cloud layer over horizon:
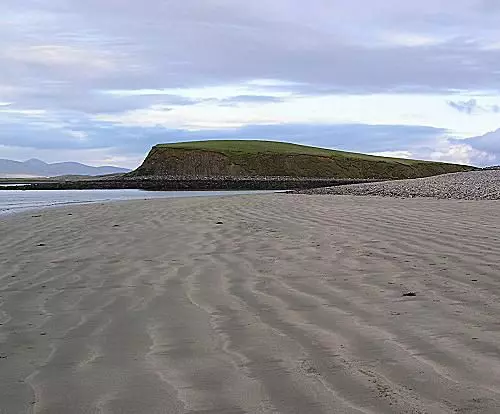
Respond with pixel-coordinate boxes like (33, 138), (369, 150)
(2, 0), (500, 167)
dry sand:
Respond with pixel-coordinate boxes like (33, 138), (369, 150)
(1, 194), (500, 414)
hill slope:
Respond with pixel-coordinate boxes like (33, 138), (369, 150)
(131, 140), (475, 179)
(0, 158), (130, 177)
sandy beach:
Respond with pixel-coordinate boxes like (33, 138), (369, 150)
(1, 194), (500, 414)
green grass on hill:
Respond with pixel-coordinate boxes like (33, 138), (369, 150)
(157, 140), (424, 165)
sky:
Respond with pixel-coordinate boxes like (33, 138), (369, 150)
(2, 0), (500, 168)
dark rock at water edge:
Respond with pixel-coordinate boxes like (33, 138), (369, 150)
(0, 176), (382, 191)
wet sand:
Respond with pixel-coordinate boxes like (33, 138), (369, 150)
(1, 194), (500, 413)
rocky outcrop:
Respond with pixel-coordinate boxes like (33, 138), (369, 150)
(131, 147), (238, 177)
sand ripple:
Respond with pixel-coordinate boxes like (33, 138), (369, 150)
(1, 195), (500, 413)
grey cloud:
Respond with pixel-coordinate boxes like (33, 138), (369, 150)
(3, 0), (500, 108)
(448, 99), (480, 114)
(447, 98), (500, 114)
(2, 84), (200, 114)
(0, 118), (447, 155)
(456, 128), (500, 155)
(478, 0), (500, 12)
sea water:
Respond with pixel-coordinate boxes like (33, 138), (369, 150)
(0, 189), (272, 216)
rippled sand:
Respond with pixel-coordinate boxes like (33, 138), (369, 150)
(1, 194), (500, 413)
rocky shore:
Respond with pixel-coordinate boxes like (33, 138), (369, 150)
(0, 176), (380, 191)
(301, 170), (500, 200)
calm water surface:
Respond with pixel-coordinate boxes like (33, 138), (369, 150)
(0, 189), (272, 216)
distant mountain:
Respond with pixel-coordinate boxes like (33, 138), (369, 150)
(0, 158), (130, 177)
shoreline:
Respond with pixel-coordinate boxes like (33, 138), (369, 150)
(2, 195), (500, 413)
(0, 177), (381, 191)
(0, 189), (278, 218)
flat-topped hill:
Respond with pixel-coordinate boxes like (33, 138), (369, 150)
(130, 140), (475, 179)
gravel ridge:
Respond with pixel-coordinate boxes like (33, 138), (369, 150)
(301, 171), (500, 200)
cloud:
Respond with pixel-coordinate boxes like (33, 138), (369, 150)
(370, 151), (413, 159)
(457, 128), (500, 158)
(447, 98), (500, 114)
(216, 95), (286, 106)
(0, 117), (444, 151)
(2, 1), (500, 167)
(429, 139), (494, 165)
(0, 119), (451, 165)
(448, 99), (480, 114)
(4, 0), (500, 102)
(3, 45), (115, 71)
(422, 128), (500, 166)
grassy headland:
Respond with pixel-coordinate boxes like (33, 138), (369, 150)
(130, 140), (475, 179)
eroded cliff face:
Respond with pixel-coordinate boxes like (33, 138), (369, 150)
(130, 147), (241, 177)
(130, 145), (474, 179)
